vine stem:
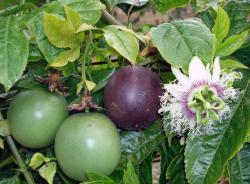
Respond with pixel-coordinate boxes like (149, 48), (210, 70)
(6, 136), (35, 184)
(5, 137), (34, 183)
(103, 10), (122, 26)
(0, 113), (35, 184)
(81, 41), (90, 81)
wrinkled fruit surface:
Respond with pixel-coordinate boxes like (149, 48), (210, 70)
(8, 89), (69, 148)
(55, 112), (121, 181)
(104, 65), (163, 130)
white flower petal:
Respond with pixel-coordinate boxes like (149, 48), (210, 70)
(164, 84), (182, 98)
(212, 57), (220, 82)
(206, 64), (212, 81)
(171, 66), (189, 84)
(189, 56), (210, 82)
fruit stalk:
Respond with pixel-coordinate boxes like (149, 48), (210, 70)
(103, 10), (122, 26)
(81, 35), (91, 81)
(6, 136), (35, 184)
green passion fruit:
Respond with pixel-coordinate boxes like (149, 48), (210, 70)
(54, 112), (121, 181)
(7, 89), (69, 148)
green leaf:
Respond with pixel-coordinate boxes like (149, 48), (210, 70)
(29, 153), (46, 170)
(64, 5), (84, 42)
(103, 25), (139, 64)
(151, 0), (189, 12)
(220, 59), (248, 70)
(64, 5), (81, 30)
(50, 47), (80, 67)
(216, 30), (249, 57)
(212, 6), (230, 44)
(29, 152), (55, 170)
(44, 12), (80, 49)
(85, 80), (96, 91)
(185, 70), (250, 184)
(123, 161), (140, 184)
(151, 19), (215, 73)
(58, 0), (105, 24)
(28, 45), (43, 62)
(82, 173), (115, 184)
(166, 151), (187, 184)
(227, 144), (250, 184)
(117, 119), (165, 170)
(0, 16), (29, 91)
(0, 120), (9, 136)
(76, 23), (97, 32)
(106, 25), (146, 43)
(38, 162), (57, 184)
(23, 11), (63, 64)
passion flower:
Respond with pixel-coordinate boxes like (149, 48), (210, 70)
(159, 56), (242, 136)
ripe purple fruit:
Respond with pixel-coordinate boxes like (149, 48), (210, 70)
(104, 65), (163, 130)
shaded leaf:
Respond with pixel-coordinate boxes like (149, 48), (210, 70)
(123, 161), (140, 184)
(225, 1), (250, 36)
(185, 70), (250, 184)
(157, 139), (182, 184)
(136, 156), (152, 184)
(117, 119), (165, 170)
(227, 144), (250, 184)
(0, 16), (29, 91)
(0, 175), (22, 184)
(103, 25), (139, 64)
(166, 151), (187, 184)
(151, 19), (215, 73)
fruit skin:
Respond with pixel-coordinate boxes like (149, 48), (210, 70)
(7, 89), (69, 148)
(55, 113), (121, 181)
(104, 65), (163, 130)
